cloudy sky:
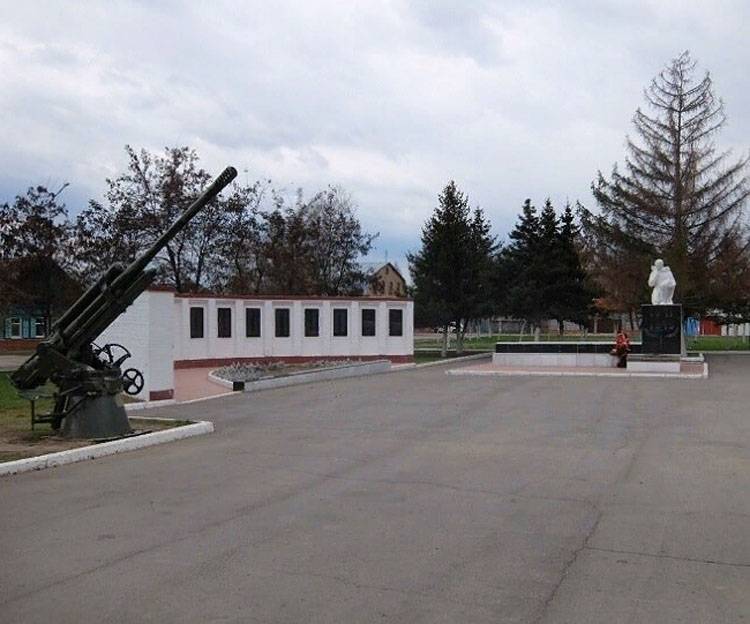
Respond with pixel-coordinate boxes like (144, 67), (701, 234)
(2, 1), (749, 272)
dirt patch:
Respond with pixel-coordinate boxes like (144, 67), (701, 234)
(0, 417), (193, 463)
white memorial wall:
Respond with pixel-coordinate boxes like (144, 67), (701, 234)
(98, 289), (414, 401)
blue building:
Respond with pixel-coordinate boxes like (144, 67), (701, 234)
(1, 306), (48, 339)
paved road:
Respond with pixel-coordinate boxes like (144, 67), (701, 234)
(1, 356), (748, 623)
(0, 354), (30, 372)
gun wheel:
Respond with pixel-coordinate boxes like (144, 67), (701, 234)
(122, 368), (145, 396)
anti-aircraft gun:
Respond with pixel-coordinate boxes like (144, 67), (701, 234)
(11, 166), (238, 438)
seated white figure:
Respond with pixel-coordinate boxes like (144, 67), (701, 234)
(648, 259), (676, 305)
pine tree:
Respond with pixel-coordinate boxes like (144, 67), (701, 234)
(582, 51), (750, 314)
(408, 181), (496, 355)
(538, 199), (560, 324)
(551, 203), (596, 332)
(499, 199), (594, 334)
(498, 199), (546, 331)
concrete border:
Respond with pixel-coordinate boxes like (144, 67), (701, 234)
(209, 359), (392, 393)
(0, 419), (214, 477)
(413, 352), (491, 368)
(447, 361), (708, 379)
(124, 398), (177, 412)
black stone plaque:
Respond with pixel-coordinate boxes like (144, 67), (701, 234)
(641, 304), (682, 354)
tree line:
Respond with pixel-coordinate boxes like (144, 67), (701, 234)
(1, 146), (377, 325)
(409, 51), (750, 353)
(2, 51), (748, 343)
(408, 187), (596, 354)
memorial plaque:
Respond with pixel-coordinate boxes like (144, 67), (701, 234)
(641, 304), (682, 354)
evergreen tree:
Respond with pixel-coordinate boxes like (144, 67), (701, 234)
(538, 199), (560, 323)
(582, 51), (750, 315)
(499, 199), (594, 334)
(408, 181), (496, 355)
(497, 199), (546, 331)
(551, 203), (596, 332)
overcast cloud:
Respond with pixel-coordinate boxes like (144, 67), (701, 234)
(1, 1), (749, 271)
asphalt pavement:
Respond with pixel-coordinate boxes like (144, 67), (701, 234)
(1, 355), (748, 623)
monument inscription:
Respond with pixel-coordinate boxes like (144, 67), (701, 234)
(641, 304), (682, 354)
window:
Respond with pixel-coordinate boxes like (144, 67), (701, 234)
(304, 308), (319, 337)
(246, 308), (261, 337)
(190, 307), (204, 338)
(9, 317), (21, 339)
(361, 309), (376, 336)
(389, 309), (403, 336)
(217, 307), (232, 338)
(275, 308), (290, 337)
(34, 318), (46, 338)
(333, 308), (348, 337)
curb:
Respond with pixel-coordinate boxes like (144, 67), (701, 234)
(125, 398), (177, 412)
(0, 420), (214, 477)
(413, 352), (491, 368)
(446, 362), (708, 380)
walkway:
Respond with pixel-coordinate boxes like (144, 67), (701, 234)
(173, 367), (231, 402)
(1, 355), (747, 623)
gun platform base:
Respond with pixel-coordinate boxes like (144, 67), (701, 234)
(60, 394), (132, 439)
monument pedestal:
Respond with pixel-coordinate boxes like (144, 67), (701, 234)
(640, 304), (683, 354)
(626, 353), (681, 373)
(627, 304), (683, 373)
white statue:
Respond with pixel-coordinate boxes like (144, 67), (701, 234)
(648, 259), (676, 305)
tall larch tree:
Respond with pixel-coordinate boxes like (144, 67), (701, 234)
(582, 51), (750, 315)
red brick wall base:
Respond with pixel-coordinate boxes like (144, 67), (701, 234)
(174, 354), (414, 369)
(148, 389), (174, 401)
(0, 339), (41, 353)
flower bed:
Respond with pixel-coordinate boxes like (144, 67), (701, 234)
(213, 359), (357, 382)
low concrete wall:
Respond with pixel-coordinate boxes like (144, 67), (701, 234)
(209, 359), (391, 393)
(492, 352), (617, 367)
(627, 360), (680, 373)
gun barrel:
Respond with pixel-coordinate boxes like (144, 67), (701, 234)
(10, 165), (238, 390)
(65, 166), (238, 350)
(53, 264), (124, 336)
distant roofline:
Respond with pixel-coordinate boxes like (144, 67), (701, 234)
(372, 261), (406, 283)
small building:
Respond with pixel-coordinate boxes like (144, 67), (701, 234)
(0, 305), (48, 352)
(366, 262), (407, 298)
(1, 306), (48, 340)
(98, 288), (414, 401)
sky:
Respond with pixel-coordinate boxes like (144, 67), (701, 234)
(1, 1), (749, 275)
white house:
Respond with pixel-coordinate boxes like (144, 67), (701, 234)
(98, 288), (414, 401)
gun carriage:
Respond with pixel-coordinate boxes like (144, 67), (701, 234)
(11, 166), (238, 438)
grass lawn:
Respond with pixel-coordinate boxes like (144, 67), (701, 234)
(687, 335), (750, 351)
(0, 372), (55, 435)
(0, 372), (190, 463)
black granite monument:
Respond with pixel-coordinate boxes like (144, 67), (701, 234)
(641, 304), (682, 354)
